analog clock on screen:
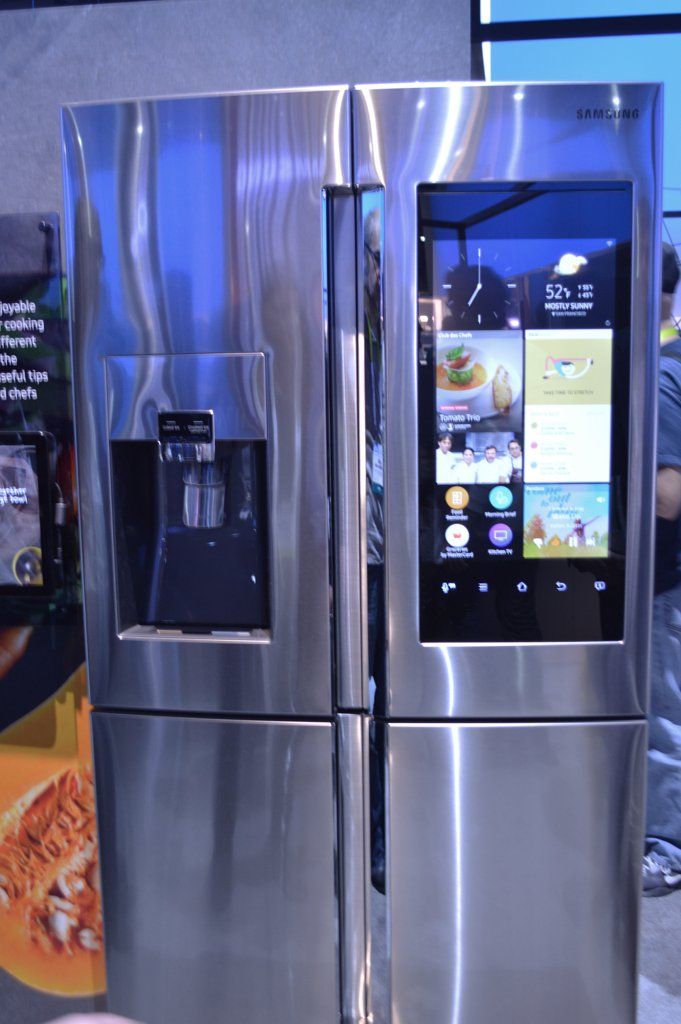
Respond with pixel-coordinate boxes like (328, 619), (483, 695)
(442, 246), (516, 329)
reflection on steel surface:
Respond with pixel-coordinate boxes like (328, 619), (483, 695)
(107, 353), (267, 442)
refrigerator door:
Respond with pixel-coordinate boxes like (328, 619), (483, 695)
(353, 82), (661, 719)
(386, 720), (645, 1024)
(92, 712), (339, 1024)
(62, 88), (352, 715)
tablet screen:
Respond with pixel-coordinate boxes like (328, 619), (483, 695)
(418, 183), (632, 643)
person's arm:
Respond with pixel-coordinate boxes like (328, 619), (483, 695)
(657, 359), (681, 521)
(657, 466), (681, 521)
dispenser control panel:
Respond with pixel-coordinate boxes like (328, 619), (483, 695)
(158, 410), (215, 462)
(417, 182), (632, 643)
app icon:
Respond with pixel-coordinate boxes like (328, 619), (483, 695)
(478, 582), (489, 593)
(445, 523), (470, 548)
(516, 581), (528, 593)
(488, 523), (513, 548)
(441, 582), (457, 593)
(489, 486), (513, 511)
(555, 581), (568, 592)
(594, 580), (607, 592)
(445, 486), (469, 510)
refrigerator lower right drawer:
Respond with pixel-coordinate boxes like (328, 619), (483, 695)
(387, 720), (645, 1024)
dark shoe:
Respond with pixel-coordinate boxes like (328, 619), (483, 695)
(642, 853), (681, 897)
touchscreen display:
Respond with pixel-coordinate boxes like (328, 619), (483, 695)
(0, 444), (44, 587)
(418, 184), (632, 643)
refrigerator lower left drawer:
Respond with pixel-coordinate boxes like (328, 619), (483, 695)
(92, 712), (339, 1024)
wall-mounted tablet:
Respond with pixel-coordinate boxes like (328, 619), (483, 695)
(417, 183), (632, 643)
(0, 431), (54, 596)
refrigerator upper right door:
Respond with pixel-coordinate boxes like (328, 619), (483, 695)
(353, 82), (662, 719)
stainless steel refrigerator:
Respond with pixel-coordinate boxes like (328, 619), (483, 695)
(62, 82), (661, 1024)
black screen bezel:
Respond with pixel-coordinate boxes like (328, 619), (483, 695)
(417, 181), (632, 644)
(0, 430), (55, 598)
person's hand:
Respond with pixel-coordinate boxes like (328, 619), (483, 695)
(44, 1016), (144, 1024)
(0, 627), (31, 678)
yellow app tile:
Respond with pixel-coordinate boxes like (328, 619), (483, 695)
(524, 329), (612, 406)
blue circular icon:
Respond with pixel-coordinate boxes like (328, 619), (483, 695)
(488, 523), (513, 548)
(489, 486), (513, 511)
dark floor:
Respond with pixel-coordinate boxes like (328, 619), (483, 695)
(639, 894), (681, 1022)
(0, 970), (105, 1023)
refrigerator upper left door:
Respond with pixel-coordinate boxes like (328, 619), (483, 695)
(62, 89), (353, 715)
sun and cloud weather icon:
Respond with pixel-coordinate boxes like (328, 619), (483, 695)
(554, 253), (588, 275)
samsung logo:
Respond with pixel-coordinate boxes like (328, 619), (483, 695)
(577, 107), (640, 120)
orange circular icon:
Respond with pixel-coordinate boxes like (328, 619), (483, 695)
(445, 486), (469, 510)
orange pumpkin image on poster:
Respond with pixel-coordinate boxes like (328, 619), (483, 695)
(0, 662), (106, 996)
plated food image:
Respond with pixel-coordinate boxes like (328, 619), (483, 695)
(436, 340), (522, 431)
(436, 344), (491, 397)
(492, 365), (513, 415)
(0, 764), (105, 995)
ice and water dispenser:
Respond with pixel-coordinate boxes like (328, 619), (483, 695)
(107, 352), (269, 634)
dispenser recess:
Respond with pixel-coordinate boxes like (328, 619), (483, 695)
(106, 352), (269, 634)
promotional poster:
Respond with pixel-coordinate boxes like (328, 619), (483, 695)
(0, 214), (104, 1021)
